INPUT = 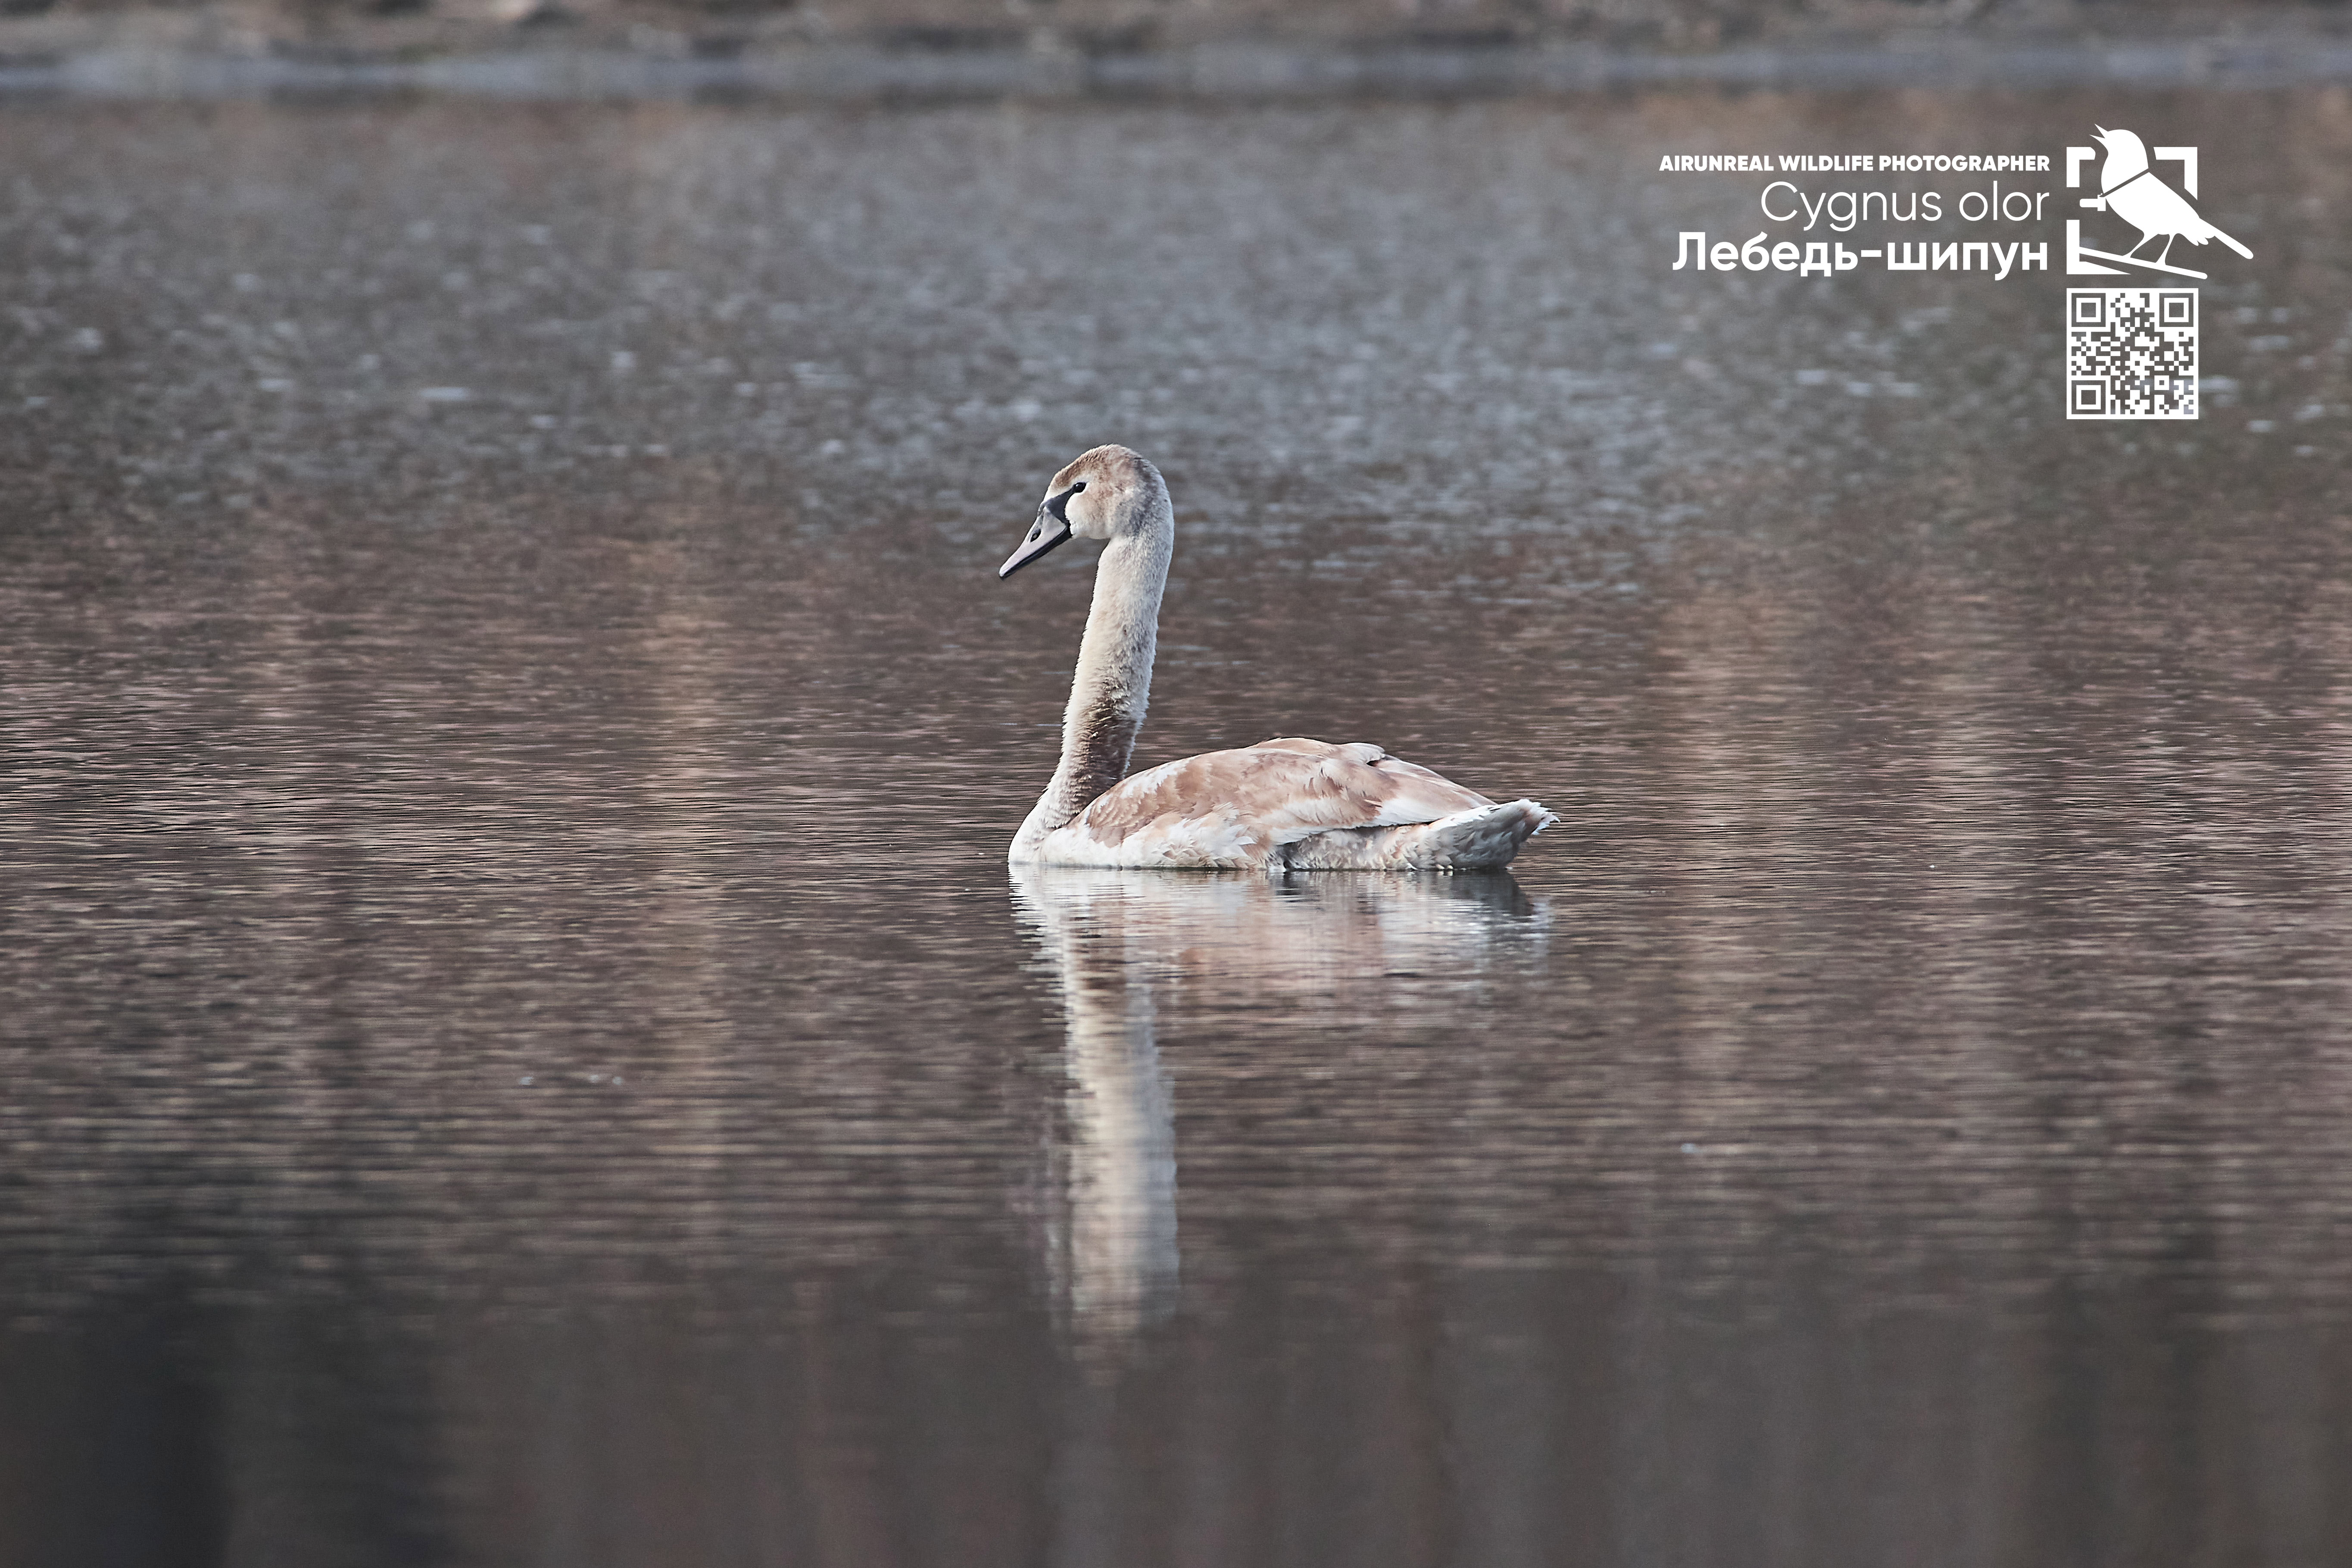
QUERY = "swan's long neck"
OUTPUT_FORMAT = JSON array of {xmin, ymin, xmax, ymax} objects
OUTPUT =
[{"xmin": 1014, "ymin": 506, "xmax": 1172, "ymax": 857}]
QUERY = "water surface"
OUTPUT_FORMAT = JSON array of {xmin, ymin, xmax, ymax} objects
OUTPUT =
[{"xmin": 3, "ymin": 90, "xmax": 2352, "ymax": 1566}]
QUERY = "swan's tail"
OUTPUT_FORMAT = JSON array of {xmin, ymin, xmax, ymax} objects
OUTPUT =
[
  {"xmin": 1407, "ymin": 798, "xmax": 1557, "ymax": 870},
  {"xmin": 1282, "ymin": 798, "xmax": 1556, "ymax": 870}
]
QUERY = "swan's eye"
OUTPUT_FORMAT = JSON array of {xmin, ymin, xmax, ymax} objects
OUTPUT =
[{"xmin": 1069, "ymin": 481, "xmax": 1086, "ymax": 493}]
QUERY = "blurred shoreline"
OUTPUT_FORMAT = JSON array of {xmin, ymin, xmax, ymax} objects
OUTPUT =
[{"xmin": 6, "ymin": 2, "xmax": 2352, "ymax": 100}]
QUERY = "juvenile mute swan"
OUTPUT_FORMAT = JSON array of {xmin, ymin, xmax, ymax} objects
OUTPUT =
[{"xmin": 1000, "ymin": 445, "xmax": 1555, "ymax": 869}]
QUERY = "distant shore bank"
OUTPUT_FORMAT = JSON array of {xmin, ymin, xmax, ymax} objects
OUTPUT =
[{"xmin": 5, "ymin": 1, "xmax": 2352, "ymax": 99}]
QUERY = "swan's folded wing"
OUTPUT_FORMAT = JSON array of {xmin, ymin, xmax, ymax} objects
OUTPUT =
[{"xmin": 1068, "ymin": 737, "xmax": 1496, "ymax": 861}]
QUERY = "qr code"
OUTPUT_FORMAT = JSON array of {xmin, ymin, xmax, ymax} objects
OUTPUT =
[{"xmin": 2068, "ymin": 288, "xmax": 2197, "ymax": 420}]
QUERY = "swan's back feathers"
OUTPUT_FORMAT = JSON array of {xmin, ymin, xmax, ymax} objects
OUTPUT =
[{"xmin": 1039, "ymin": 736, "xmax": 1548, "ymax": 869}]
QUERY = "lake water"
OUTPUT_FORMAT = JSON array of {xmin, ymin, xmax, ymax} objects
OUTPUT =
[{"xmin": 3, "ymin": 87, "xmax": 2351, "ymax": 1566}]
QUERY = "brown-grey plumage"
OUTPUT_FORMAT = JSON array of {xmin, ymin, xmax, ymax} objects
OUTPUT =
[{"xmin": 1001, "ymin": 446, "xmax": 1553, "ymax": 870}]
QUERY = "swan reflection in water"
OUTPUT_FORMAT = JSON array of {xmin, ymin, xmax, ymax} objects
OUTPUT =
[{"xmin": 1009, "ymin": 865, "xmax": 1553, "ymax": 1344}]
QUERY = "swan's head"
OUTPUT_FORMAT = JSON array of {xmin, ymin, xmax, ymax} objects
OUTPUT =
[{"xmin": 999, "ymin": 445, "xmax": 1166, "ymax": 579}]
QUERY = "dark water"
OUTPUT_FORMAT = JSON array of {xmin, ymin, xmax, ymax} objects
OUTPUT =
[{"xmin": 4, "ymin": 89, "xmax": 2352, "ymax": 1566}]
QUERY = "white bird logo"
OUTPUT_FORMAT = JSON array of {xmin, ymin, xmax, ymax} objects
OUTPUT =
[{"xmin": 2081, "ymin": 126, "xmax": 2252, "ymax": 269}]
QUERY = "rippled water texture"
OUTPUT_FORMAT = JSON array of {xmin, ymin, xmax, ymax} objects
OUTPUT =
[{"xmin": 5, "ymin": 90, "xmax": 2352, "ymax": 1565}]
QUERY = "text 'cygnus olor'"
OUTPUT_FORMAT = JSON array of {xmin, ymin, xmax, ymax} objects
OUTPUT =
[{"xmin": 999, "ymin": 446, "xmax": 1555, "ymax": 869}]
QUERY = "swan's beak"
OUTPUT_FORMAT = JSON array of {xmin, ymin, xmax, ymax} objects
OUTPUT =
[{"xmin": 999, "ymin": 511, "xmax": 1073, "ymax": 579}]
